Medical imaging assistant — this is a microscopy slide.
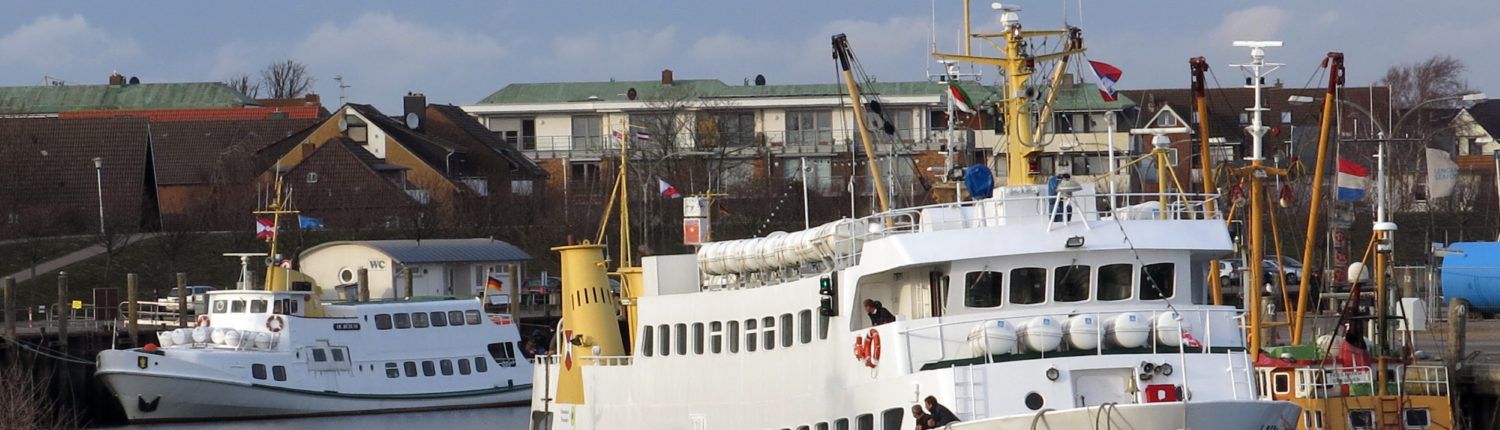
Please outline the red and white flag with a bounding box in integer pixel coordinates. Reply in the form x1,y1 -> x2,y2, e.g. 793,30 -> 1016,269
255,218 -> 276,240
1181,331 -> 1203,348
658,179 -> 682,198
636,131 -> 652,142
1089,61 -> 1123,102
947,81 -> 975,113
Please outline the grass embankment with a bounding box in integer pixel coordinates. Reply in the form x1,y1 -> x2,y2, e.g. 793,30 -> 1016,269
0,237 -> 96,279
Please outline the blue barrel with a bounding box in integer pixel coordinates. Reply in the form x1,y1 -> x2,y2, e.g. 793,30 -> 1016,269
1441,242 -> 1500,311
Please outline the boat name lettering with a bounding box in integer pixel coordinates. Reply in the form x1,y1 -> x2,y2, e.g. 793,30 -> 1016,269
333,323 -> 361,331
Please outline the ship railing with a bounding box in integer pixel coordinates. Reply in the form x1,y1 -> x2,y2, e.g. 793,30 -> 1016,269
831,192 -> 1223,269
894,306 -> 1244,373
532,354 -> 632,367
1291,365 -> 1448,399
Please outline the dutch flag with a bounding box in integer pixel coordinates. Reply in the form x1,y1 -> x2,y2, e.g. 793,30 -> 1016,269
1336,158 -> 1370,201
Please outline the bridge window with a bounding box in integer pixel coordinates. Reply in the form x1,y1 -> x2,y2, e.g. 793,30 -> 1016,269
394,313 -> 411,329
449,310 -> 465,326
250,300 -> 268,313
1140,263 -> 1176,300
251,364 -> 267,380
212,300 -> 227,313
964,271 -> 1004,308
1054,265 -> 1091,302
412,312 -> 430,328
1009,268 -> 1046,305
312,348 -> 328,362
798,310 -> 813,344
430,311 -> 448,327
641,325 -> 654,357
332,348 -> 346,362
780,314 -> 794,348
1097,264 -> 1133,301
231,300 -> 247,313
728,320 -> 741,353
375,314 -> 393,330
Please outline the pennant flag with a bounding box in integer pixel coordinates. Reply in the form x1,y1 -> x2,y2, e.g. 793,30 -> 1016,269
255,218 -> 276,240
1336,158 -> 1371,201
658,179 -> 682,198
636,131 -> 652,142
612,130 -> 625,142
1089,61 -> 1123,102
947,81 -> 975,113
1426,148 -> 1459,199
1182,332 -> 1203,348
298,215 -> 324,230
716,201 -> 732,217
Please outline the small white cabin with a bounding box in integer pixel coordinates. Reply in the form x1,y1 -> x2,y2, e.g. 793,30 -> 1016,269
299,239 -> 531,301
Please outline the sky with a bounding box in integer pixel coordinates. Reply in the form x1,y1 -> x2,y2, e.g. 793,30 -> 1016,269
1,1 -> 1496,111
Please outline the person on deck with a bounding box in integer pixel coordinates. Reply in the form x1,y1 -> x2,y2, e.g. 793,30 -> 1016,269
924,396 -> 961,426
863,299 -> 896,326
1338,321 -> 1372,367
911,405 -> 934,430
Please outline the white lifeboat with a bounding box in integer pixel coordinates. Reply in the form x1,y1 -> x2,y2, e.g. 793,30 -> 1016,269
966,320 -> 1017,357
1062,315 -> 1100,350
1016,316 -> 1062,352
1105,313 -> 1149,348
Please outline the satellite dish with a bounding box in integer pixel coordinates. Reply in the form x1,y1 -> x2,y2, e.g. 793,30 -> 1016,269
626,88 -> 638,100
405,112 -> 421,129
338,117 -> 349,132
128,76 -> 140,85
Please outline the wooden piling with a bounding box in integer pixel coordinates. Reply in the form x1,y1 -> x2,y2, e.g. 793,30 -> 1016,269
1448,298 -> 1469,421
57,272 -> 68,347
403,267 -> 414,299
357,268 -> 370,302
176,273 -> 188,327
3,277 -> 14,355
127,273 -> 139,346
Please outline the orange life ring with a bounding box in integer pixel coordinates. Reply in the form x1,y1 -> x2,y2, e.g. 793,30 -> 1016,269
195,315 -> 210,327
853,336 -> 868,361
266,315 -> 285,333
864,329 -> 881,368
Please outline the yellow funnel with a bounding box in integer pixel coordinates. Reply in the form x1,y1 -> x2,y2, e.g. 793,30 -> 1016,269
552,243 -> 624,404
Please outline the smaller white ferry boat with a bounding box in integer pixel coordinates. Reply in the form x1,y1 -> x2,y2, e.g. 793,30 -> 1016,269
95,183 -> 533,423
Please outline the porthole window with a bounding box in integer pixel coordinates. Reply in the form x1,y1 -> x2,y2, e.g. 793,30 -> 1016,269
272,365 -> 287,381
422,361 -> 436,376
692,323 -> 705,355
709,322 -> 723,354
403,361 -> 417,377
762,317 -> 776,351
375,314 -> 392,330
658,324 -> 671,357
338,268 -> 356,284
465,310 -> 481,325
449,310 -> 466,326
474,357 -> 488,373
641,325 -> 655,357
675,323 -> 688,355
430,311 -> 448,327
728,320 -> 741,353
412,312 -> 430,328
440,359 -> 454,376
458,359 -> 472,375
1024,392 -> 1045,410
745,319 -> 758,352
394,313 -> 411,329
780,314 -> 794,348
251,364 -> 267,380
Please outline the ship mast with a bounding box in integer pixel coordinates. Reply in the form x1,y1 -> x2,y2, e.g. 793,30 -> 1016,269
1230,41 -> 1282,361
1190,57 -> 1226,305
1290,53 -> 1344,344
832,34 -> 892,213
253,174 -> 299,291
933,4 -> 1085,186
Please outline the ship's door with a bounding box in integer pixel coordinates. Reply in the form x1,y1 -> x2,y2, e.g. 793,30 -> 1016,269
1073,368 -> 1135,407
928,271 -> 948,317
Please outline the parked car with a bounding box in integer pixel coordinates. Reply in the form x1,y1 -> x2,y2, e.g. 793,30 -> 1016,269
162,286 -> 216,303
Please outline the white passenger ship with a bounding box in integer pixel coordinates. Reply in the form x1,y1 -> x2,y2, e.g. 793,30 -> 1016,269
529,7 -> 1299,429
96,268 -> 533,422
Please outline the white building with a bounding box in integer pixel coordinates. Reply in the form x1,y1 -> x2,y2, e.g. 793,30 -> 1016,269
299,238 -> 531,301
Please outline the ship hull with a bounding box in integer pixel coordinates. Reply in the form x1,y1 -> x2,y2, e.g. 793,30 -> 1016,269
98,370 -> 530,423
952,400 -> 1298,429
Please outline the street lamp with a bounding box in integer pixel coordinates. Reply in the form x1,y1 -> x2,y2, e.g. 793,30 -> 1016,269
93,157 -> 105,236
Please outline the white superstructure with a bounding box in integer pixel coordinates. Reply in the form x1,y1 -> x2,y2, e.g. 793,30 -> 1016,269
97,289 -> 532,423
530,184 -> 1299,429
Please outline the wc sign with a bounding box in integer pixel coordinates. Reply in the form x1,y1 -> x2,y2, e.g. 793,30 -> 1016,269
368,260 -> 388,271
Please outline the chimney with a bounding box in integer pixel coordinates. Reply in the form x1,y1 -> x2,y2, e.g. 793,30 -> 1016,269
661,69 -> 674,85
403,92 -> 426,131
108,72 -> 125,86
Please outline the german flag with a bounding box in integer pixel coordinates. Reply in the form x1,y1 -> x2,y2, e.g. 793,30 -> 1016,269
486,275 -> 504,292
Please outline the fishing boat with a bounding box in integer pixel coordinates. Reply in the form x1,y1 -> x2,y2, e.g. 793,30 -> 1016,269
95,180 -> 533,423
528,5 -> 1299,429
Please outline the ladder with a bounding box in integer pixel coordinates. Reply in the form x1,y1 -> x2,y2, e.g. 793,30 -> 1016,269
953,365 -> 988,420
1226,351 -> 1254,400
1378,396 -> 1404,430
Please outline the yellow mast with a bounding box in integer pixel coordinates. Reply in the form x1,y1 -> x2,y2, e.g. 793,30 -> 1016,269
252,175 -> 299,291
832,34 -> 891,213
1230,41 -> 1283,361
933,6 -> 1084,186
1190,57 -> 1226,305
1291,53 -> 1344,344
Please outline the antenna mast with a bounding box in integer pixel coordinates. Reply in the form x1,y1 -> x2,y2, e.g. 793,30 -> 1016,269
1229,41 -> 1283,362
334,75 -> 351,104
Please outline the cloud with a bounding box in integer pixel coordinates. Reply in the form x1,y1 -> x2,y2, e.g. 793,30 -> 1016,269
0,14 -> 139,70
541,27 -> 678,79
1207,6 -> 1289,45
286,12 -> 510,107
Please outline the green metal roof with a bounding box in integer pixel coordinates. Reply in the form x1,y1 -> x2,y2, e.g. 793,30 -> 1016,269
0,82 -> 254,114
475,79 -> 1131,111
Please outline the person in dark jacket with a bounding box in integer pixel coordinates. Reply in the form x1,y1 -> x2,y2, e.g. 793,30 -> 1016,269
925,396 -> 960,426
863,299 -> 896,326
911,405 -> 934,430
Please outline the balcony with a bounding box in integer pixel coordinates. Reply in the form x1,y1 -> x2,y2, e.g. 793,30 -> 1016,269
518,128 -> 974,160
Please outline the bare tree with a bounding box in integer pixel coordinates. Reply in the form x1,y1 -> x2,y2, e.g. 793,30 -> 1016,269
1379,55 -> 1473,111
223,73 -> 261,99
260,59 -> 315,99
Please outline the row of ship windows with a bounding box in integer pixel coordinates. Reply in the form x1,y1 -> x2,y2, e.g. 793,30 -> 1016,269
771,407 -> 906,430
211,298 -> 301,315
963,262 -> 1176,308
250,364 -> 287,381
374,310 -> 483,330
384,357 -> 491,378
641,309 -> 827,357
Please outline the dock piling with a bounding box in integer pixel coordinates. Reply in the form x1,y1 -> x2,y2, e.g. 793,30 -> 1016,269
403,267 -> 414,299
127,273 -> 139,346
57,272 -> 68,347
176,273 -> 188,327
357,268 -> 370,302
3,277 -> 14,358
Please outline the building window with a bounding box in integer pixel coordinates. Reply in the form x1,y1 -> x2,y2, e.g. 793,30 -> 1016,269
1190,111 -> 1199,124
701,111 -> 756,147
884,108 -> 914,140
786,110 -> 833,146
1097,264 -> 1133,301
1010,268 -> 1047,305
1280,111 -> 1292,123
1238,113 -> 1249,124
1054,265 -> 1091,302
1141,263 -> 1176,300
964,271 -> 1004,308
571,115 -> 603,150
306,172 -> 319,184
1158,114 -> 1178,127
570,161 -> 601,183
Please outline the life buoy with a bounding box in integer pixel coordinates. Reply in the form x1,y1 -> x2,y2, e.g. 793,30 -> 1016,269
864,329 -> 881,368
266,315 -> 285,333
853,336 -> 868,361
195,315 -> 210,327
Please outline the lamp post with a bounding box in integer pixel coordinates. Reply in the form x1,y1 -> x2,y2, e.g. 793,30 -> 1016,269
92,157 -> 105,236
